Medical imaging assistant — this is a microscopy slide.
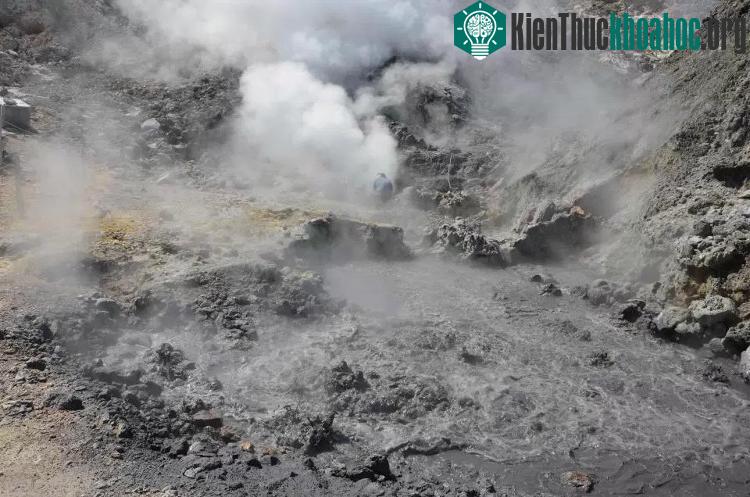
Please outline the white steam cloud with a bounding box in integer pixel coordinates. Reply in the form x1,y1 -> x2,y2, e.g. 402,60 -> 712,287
110,0 -> 452,81
103,0 -> 455,194
236,62 -> 398,189
98,0 -> 715,207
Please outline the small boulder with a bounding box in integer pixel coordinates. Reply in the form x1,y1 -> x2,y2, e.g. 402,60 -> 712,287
431,220 -> 510,267
344,454 -> 395,481
58,394 -> 84,411
364,224 -> 411,259
325,361 -> 368,394
655,306 -> 690,332
141,118 -> 161,132
540,283 -> 562,297
708,337 -> 731,357
94,298 -> 121,317
561,470 -> 594,493
191,409 -> 223,429
588,351 -> 614,367
700,360 -> 730,383
586,280 -> 613,306
723,321 -> 750,354
287,214 -> 411,261
689,296 -> 737,326
618,300 -> 645,323
304,413 -> 335,455
25,357 -> 47,371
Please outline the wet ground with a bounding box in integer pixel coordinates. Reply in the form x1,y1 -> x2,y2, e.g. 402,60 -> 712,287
3,112 -> 750,494
2,9 -> 750,494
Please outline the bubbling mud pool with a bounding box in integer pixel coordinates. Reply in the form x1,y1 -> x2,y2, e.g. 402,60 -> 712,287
99,252 -> 750,495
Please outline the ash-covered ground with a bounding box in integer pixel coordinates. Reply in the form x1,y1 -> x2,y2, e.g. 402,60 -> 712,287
2,1 -> 750,496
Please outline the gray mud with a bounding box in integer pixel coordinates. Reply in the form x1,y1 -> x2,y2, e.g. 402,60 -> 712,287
3,0 -> 750,496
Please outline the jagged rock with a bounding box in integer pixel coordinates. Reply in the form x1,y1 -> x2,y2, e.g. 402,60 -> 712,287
618,300 -> 645,322
540,283 -> 562,296
689,295 -> 737,326
286,214 -> 411,261
581,280 -> 635,307
304,413 -> 336,455
274,270 -> 327,317
674,321 -> 703,339
25,357 -> 47,370
431,220 -> 509,267
58,394 -> 84,411
655,306 -> 691,332
191,409 -> 223,429
85,366 -> 143,385
3,400 -> 33,416
530,273 -> 557,284
398,437 -> 465,456
94,298 -> 121,317
364,224 -> 411,260
514,208 -> 598,260
436,190 -> 480,216
333,454 -> 394,482
588,351 -> 614,367
148,343 -> 195,381
325,361 -> 368,394
700,361 -> 730,383
327,363 -> 451,420
723,321 -> 750,354
708,337 -> 730,357
561,470 -> 594,493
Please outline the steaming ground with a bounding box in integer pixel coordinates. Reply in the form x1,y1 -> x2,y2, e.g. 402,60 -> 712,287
5,120 -> 750,496
4,0 -> 750,496
5,146 -> 750,496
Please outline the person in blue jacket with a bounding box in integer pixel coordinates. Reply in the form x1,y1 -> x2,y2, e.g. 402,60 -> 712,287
373,173 -> 394,202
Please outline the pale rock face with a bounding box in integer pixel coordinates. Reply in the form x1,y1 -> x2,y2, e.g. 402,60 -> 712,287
689,295 -> 737,326
739,349 -> 750,381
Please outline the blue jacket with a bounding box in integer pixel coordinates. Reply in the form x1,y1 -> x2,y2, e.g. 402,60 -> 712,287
373,175 -> 393,194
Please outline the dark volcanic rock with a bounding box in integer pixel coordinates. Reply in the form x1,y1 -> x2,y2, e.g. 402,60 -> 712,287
188,262 -> 340,322
85,365 -> 143,385
58,394 -> 84,411
430,219 -> 509,267
191,409 -> 223,429
689,295 -> 737,327
333,454 -> 395,482
325,361 -> 369,394
580,280 -> 635,307
588,351 -> 614,368
700,360 -> 730,383
304,413 -> 336,455
286,213 -> 412,261
327,365 -> 451,421
561,470 -> 594,493
25,357 -> 47,370
514,207 -> 598,260
723,321 -> 750,354
540,283 -> 562,296
148,343 -> 194,381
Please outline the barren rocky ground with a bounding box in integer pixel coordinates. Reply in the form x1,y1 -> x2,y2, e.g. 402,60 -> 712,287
2,1 -> 750,496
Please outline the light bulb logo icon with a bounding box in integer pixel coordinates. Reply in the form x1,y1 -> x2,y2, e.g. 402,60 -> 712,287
464,11 -> 496,59
454,2 -> 506,60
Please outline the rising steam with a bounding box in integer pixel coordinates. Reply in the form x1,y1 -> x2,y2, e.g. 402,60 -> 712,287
95,0 -> 456,194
